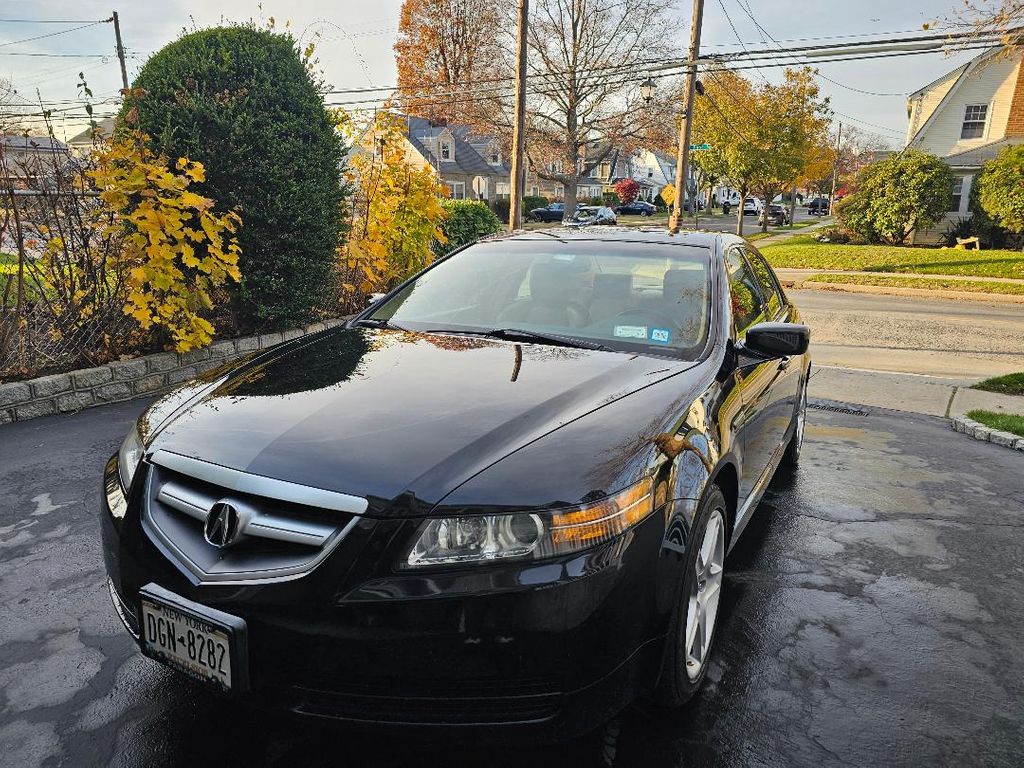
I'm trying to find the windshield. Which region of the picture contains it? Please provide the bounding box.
[368,240,712,358]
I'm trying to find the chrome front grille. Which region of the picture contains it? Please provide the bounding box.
[142,450,365,585]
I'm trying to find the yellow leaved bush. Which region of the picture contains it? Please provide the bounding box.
[88,131,242,351]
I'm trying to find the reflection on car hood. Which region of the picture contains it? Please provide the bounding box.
[149,328,696,515]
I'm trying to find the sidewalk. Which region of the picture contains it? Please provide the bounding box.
[748,218,833,246]
[808,365,1024,419]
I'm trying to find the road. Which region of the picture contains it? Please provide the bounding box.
[790,288,1024,380]
[1,398,1022,767]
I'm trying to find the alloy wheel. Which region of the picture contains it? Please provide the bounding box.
[684,509,726,680]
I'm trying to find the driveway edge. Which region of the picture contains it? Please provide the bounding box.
[951,415,1024,451]
[0,319,345,425]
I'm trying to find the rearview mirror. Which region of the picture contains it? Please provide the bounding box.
[742,322,810,358]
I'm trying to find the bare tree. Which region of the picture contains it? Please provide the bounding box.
[466,0,676,219]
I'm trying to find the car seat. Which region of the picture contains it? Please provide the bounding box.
[497,261,589,328]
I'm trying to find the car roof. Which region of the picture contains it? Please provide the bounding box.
[496,227,731,252]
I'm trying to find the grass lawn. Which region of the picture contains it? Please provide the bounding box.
[760,235,1024,280]
[972,372,1024,396]
[967,409,1024,438]
[804,273,1024,296]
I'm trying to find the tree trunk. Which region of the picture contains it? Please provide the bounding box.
[735,199,744,237]
[788,181,797,228]
[562,178,578,224]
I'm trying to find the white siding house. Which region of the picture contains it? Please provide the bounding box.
[905,47,1024,242]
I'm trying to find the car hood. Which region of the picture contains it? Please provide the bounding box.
[148,327,697,515]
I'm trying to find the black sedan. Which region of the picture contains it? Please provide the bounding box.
[614,200,656,216]
[530,202,574,222]
[101,229,810,740]
[807,197,830,215]
[758,204,790,227]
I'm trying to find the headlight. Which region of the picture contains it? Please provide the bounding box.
[117,425,144,493]
[404,477,654,568]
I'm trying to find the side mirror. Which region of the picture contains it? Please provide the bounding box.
[742,322,810,358]
[366,292,386,308]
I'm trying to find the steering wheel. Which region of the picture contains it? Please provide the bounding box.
[612,308,684,334]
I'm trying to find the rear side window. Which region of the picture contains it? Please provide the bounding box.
[745,250,784,319]
[725,248,765,334]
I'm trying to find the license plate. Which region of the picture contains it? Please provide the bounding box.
[139,585,246,690]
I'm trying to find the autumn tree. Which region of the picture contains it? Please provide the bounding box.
[338,110,448,306]
[395,0,503,124]
[614,179,640,204]
[691,67,831,234]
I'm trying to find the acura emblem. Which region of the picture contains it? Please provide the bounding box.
[204,500,241,548]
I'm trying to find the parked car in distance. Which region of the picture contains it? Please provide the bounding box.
[679,198,705,212]
[614,200,657,216]
[807,197,830,215]
[742,197,763,216]
[102,229,810,740]
[531,202,572,222]
[758,204,791,227]
[569,205,617,226]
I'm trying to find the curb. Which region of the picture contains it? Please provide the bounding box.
[951,415,1024,451]
[784,280,1024,304]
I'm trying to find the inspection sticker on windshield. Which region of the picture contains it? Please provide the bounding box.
[613,325,647,339]
[649,328,671,344]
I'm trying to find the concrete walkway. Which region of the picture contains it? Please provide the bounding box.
[809,364,1024,418]
[747,218,833,246]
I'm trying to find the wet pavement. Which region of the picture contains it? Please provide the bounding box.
[1,398,1022,767]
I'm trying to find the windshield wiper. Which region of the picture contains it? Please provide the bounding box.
[351,317,409,331]
[422,327,615,352]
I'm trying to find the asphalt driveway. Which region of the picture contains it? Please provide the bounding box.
[1,398,1022,767]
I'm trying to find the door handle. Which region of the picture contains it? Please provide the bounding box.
[778,356,791,370]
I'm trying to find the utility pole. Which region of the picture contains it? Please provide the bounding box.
[669,0,704,233]
[508,0,529,232]
[111,11,129,91]
[829,121,843,210]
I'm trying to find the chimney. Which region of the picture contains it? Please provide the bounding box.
[1005,56,1024,137]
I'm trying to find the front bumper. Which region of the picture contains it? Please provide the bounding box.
[101,462,673,739]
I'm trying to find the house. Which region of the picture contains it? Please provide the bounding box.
[402,117,512,201]
[66,117,115,156]
[0,134,70,188]
[905,46,1024,243]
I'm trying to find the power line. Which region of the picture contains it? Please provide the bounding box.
[0,18,103,24]
[0,19,108,48]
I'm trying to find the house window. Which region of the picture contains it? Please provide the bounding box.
[450,181,465,199]
[599,161,611,180]
[489,151,500,165]
[961,104,988,139]
[531,185,539,196]
[949,176,964,213]
[440,140,453,160]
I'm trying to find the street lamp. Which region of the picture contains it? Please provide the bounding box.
[640,77,656,105]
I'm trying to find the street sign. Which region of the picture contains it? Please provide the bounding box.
[689,143,712,151]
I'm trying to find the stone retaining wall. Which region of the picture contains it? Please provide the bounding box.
[0,319,344,425]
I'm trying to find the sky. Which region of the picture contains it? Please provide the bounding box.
[0,0,984,147]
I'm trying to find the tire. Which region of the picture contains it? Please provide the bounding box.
[640,210,651,217]
[780,378,807,468]
[655,485,728,707]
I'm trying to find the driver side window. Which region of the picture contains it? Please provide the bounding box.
[725,248,766,336]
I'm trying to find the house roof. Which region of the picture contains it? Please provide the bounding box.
[1,134,67,153]
[404,116,509,178]
[907,47,1006,147]
[943,136,1024,168]
[67,117,115,146]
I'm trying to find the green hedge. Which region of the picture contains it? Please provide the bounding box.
[436,200,503,256]
[125,26,348,331]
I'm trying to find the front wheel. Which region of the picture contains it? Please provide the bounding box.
[655,485,728,707]
[640,210,651,217]
[780,380,807,467]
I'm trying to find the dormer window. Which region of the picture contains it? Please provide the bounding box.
[489,150,500,165]
[440,139,453,161]
[961,104,988,139]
